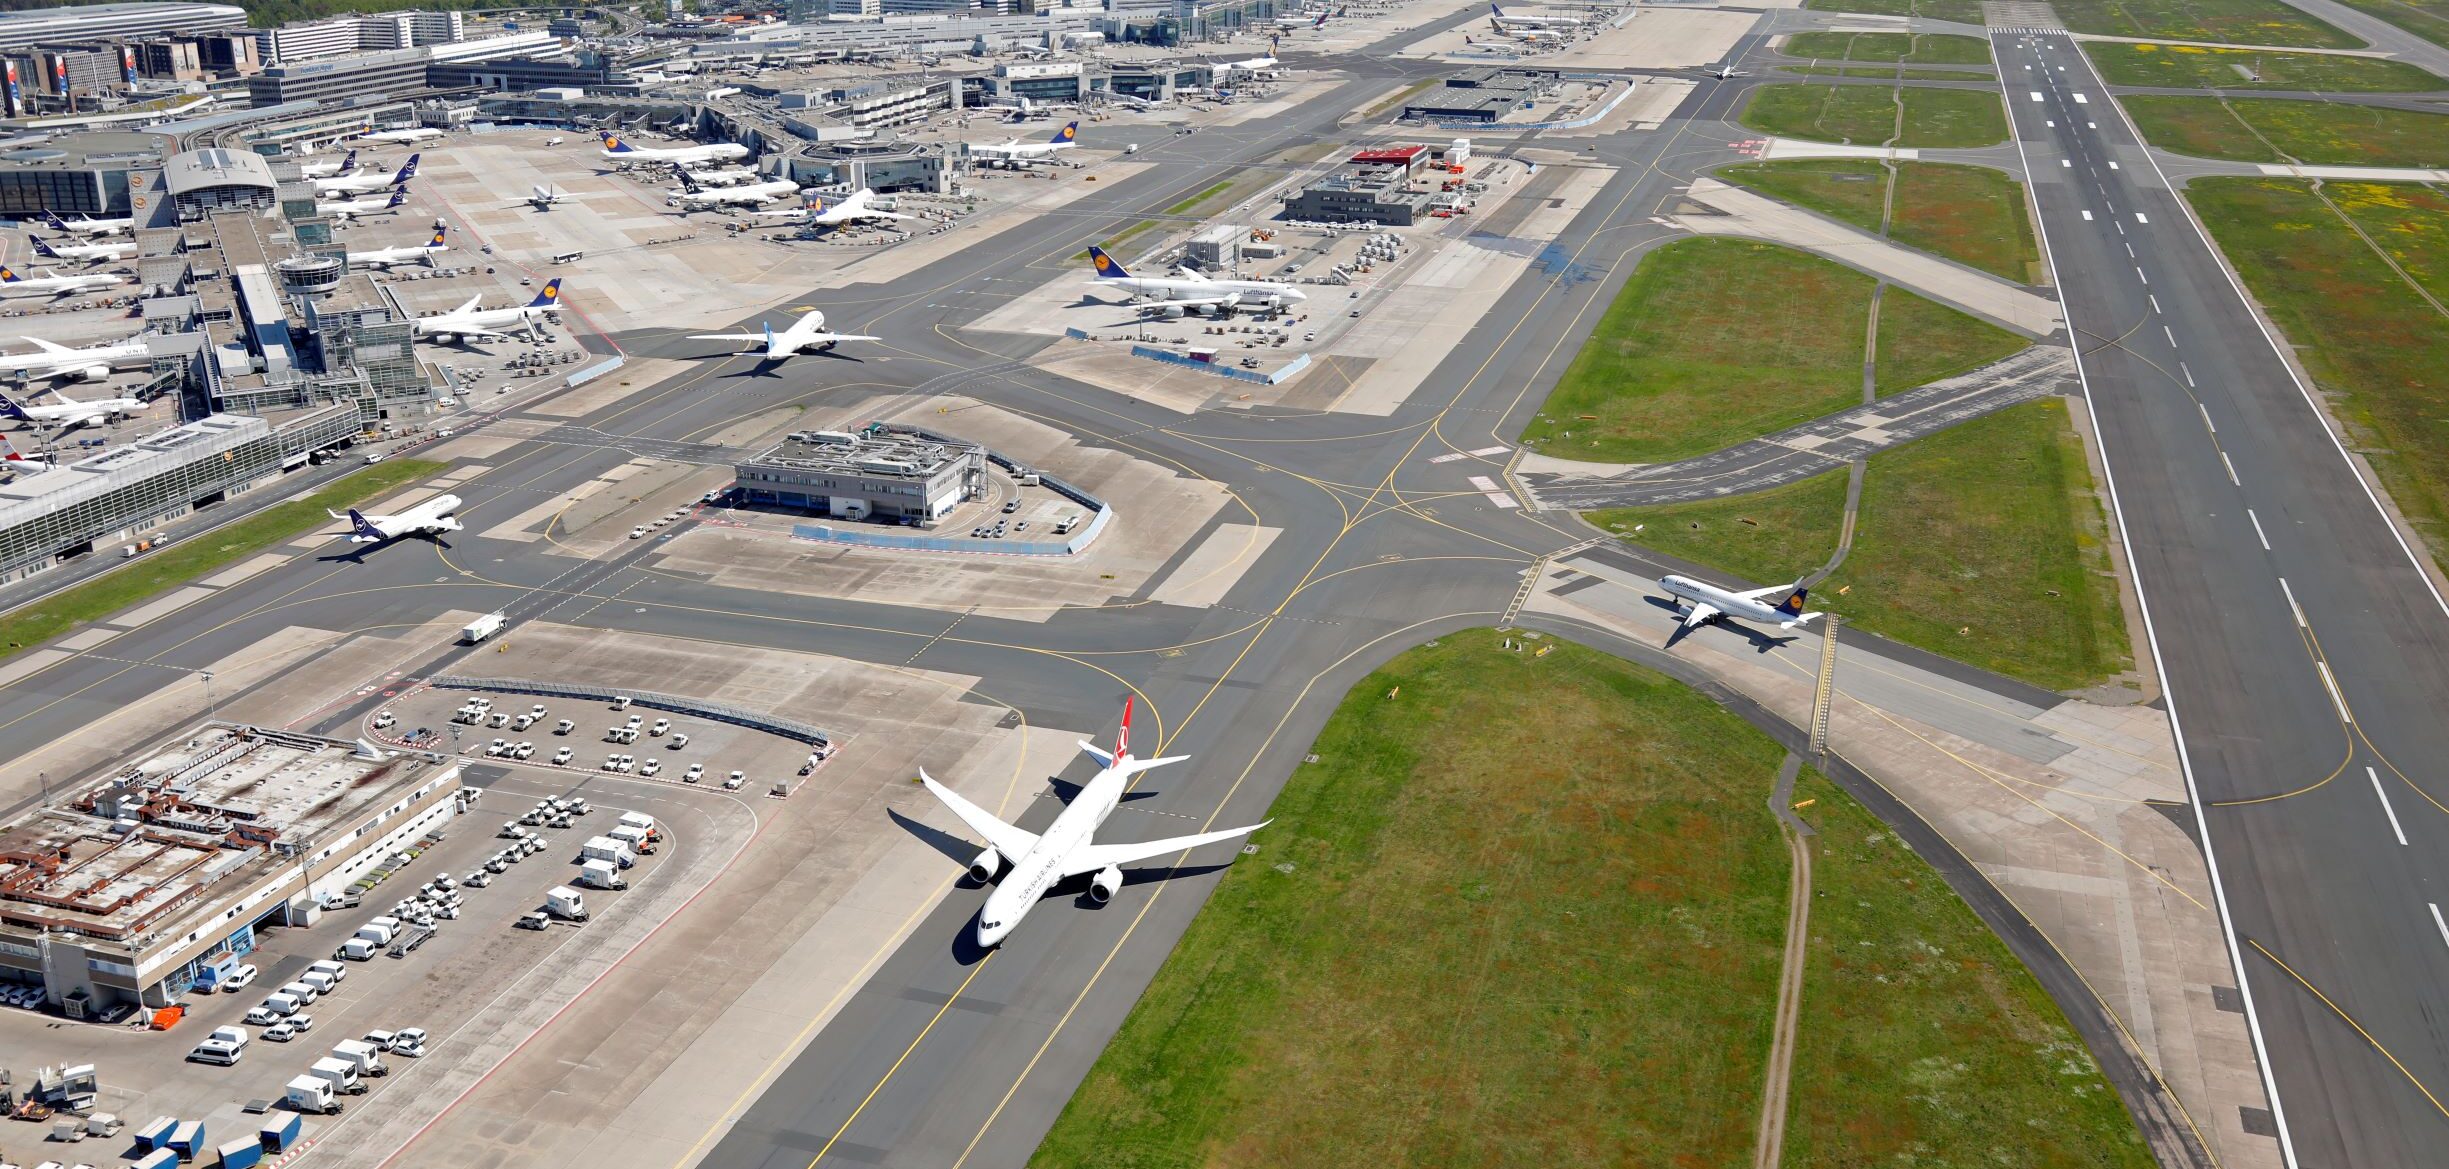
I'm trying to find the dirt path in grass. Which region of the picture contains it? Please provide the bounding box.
[1754,753,1819,1169]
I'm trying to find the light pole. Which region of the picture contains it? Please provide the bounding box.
[201,670,217,721]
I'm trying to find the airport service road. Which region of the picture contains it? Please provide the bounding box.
[1997,32,2449,1169]
[0,51,1830,1169]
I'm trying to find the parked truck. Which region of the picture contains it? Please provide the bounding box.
[330,1038,387,1077]
[357,916,401,946]
[579,835,635,869]
[462,612,507,644]
[309,1056,365,1096]
[575,858,626,890]
[608,824,653,855]
[618,811,658,841]
[285,1075,340,1115]
[545,885,588,922]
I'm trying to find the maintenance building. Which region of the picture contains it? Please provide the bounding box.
[0,723,465,1012]
[1281,170,1433,226]
[735,427,985,525]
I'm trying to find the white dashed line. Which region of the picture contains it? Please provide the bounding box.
[2197,400,2212,428]
[2318,662,2353,724]
[2081,209,2092,220]
[2430,902,2449,947]
[2163,324,2177,347]
[2186,364,2200,391]
[2149,294,2162,314]
[2222,451,2240,485]
[2373,768,2408,845]
[2137,267,2148,285]
[2281,577,2305,626]
[2249,508,2271,550]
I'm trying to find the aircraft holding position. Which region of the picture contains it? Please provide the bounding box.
[1658,573,1825,631]
[331,494,464,543]
[1084,246,1305,317]
[1693,61,1745,79]
[0,387,141,430]
[522,184,570,211]
[0,335,151,383]
[298,148,359,178]
[346,224,449,269]
[598,131,750,167]
[411,279,564,343]
[0,266,125,299]
[314,153,419,196]
[320,187,411,221]
[43,210,132,238]
[358,124,445,145]
[969,121,1080,166]
[688,311,879,361]
[920,698,1272,947]
[31,236,132,264]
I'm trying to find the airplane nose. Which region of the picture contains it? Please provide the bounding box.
[976,921,1008,949]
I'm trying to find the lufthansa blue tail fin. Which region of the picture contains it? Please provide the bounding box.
[0,391,28,420]
[1086,246,1129,279]
[1050,120,1079,145]
[30,237,57,258]
[1773,584,1809,617]
[527,278,562,308]
[347,508,387,541]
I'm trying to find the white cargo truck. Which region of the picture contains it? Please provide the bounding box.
[576,858,626,890]
[607,824,651,854]
[545,885,588,921]
[579,836,635,869]
[462,612,507,644]
[286,1075,340,1115]
[330,1038,387,1078]
[309,1057,365,1095]
[618,811,658,840]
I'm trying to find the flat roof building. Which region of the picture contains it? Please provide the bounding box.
[0,129,166,217]
[0,723,464,1010]
[244,47,431,107]
[1281,170,1433,226]
[0,4,246,52]
[736,426,985,525]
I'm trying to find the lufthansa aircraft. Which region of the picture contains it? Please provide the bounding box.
[1658,573,1825,631]
[1084,246,1304,317]
[331,494,464,544]
[921,699,1271,947]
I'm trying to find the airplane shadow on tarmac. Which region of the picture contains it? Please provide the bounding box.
[887,807,1235,966]
[317,533,451,564]
[1644,594,1801,654]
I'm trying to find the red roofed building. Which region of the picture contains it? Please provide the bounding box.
[1349,144,1425,179]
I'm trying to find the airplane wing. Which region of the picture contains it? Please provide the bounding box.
[919,769,1040,859]
[686,332,765,344]
[430,323,512,341]
[1735,584,1792,601]
[1679,602,1722,629]
[1136,295,1240,312]
[21,338,71,353]
[800,332,882,345]
[447,293,484,316]
[1061,820,1271,878]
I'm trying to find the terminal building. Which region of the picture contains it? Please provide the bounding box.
[0,3,247,52]
[0,130,167,218]
[734,427,986,526]
[0,723,465,1011]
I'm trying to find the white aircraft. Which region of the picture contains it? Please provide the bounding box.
[0,265,124,299]
[598,131,749,167]
[320,187,411,221]
[30,236,131,265]
[357,124,445,145]
[667,177,800,211]
[315,154,420,196]
[0,387,140,430]
[1489,24,1565,44]
[1695,61,1745,79]
[688,310,879,361]
[521,184,569,211]
[1271,11,1327,29]
[1215,55,1279,79]
[330,493,464,544]
[1658,573,1825,631]
[1084,247,1304,317]
[41,211,132,238]
[411,279,564,343]
[0,335,151,383]
[1489,2,1582,28]
[970,120,1080,166]
[677,165,759,187]
[801,188,912,227]
[298,148,359,179]
[920,699,1271,947]
[346,224,449,269]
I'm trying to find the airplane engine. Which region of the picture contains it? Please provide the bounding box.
[1155,305,1186,320]
[1088,864,1123,904]
[969,849,1005,883]
[64,364,108,383]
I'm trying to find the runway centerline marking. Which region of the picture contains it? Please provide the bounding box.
[2371,767,2408,846]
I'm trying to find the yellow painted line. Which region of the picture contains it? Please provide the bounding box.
[803,953,995,1168]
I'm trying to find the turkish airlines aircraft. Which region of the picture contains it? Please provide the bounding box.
[330,494,464,543]
[921,699,1271,947]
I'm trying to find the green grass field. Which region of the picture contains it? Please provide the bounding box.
[1030,631,1794,1169]
[2186,178,2449,564]
[1593,399,2133,692]
[1802,0,1987,25]
[1741,84,2008,148]
[2052,0,2364,47]
[2329,0,2449,49]
[1779,64,2001,80]
[1782,770,2159,1169]
[1723,159,2040,282]
[1783,30,1993,63]
[1522,239,2025,461]
[0,459,446,659]
[2083,41,2447,90]
[1165,179,1235,216]
[2120,95,2449,165]
[1874,289,2029,393]
[1031,630,2155,1168]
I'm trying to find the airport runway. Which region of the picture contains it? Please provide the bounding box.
[1994,30,2449,1169]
